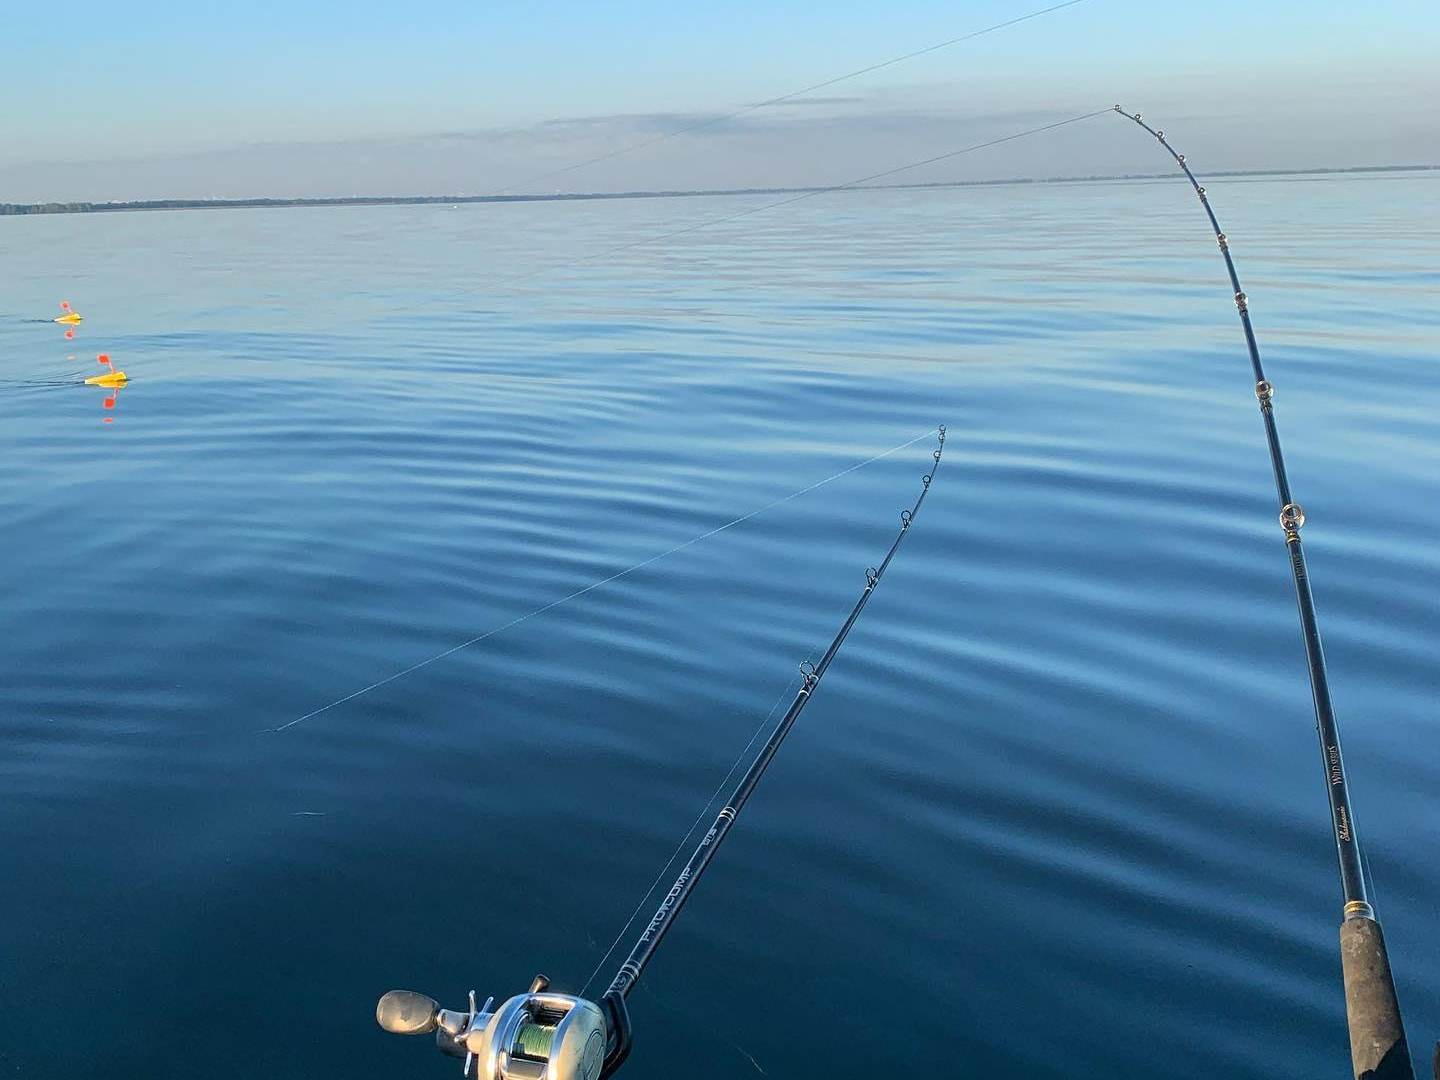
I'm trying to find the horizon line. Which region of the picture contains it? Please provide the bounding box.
[3,163,1436,218]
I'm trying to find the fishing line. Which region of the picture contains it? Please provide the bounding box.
[495,109,1111,290]
[492,0,1092,196]
[273,428,936,732]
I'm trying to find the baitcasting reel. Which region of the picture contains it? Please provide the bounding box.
[376,976,631,1080]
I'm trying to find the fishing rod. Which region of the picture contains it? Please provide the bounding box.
[375,426,945,1079]
[1114,106,1415,1080]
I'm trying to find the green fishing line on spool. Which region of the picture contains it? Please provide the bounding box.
[515,1022,558,1059]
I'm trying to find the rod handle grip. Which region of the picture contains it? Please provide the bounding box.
[1340,916,1413,1079]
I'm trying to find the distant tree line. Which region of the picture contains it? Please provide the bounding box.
[2,165,1434,218]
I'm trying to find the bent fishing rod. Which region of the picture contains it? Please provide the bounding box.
[376,427,946,1079]
[1115,107,1416,1080]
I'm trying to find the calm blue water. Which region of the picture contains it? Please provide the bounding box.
[2,173,1437,1079]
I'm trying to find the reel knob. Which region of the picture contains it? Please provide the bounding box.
[377,990,442,1035]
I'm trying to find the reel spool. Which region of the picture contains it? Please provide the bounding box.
[377,976,631,1080]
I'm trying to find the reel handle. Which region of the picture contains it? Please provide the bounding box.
[376,990,442,1035]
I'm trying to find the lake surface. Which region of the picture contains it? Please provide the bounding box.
[2,171,1437,1079]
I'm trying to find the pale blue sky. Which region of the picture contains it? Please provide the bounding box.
[2,1,1436,201]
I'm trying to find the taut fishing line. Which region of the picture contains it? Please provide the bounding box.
[491,0,1091,196]
[495,109,1111,291]
[274,428,936,731]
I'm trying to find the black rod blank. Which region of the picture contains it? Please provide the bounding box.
[603,427,945,1000]
[1115,107,1412,1080]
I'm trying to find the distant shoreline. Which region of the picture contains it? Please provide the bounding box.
[3,164,1435,217]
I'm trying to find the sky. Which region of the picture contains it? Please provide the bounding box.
[2,0,1437,202]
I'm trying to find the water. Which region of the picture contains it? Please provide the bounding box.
[2,173,1437,1079]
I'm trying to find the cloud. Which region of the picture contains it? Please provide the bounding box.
[751,95,868,107]
[2,77,1436,205]
[536,111,717,134]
